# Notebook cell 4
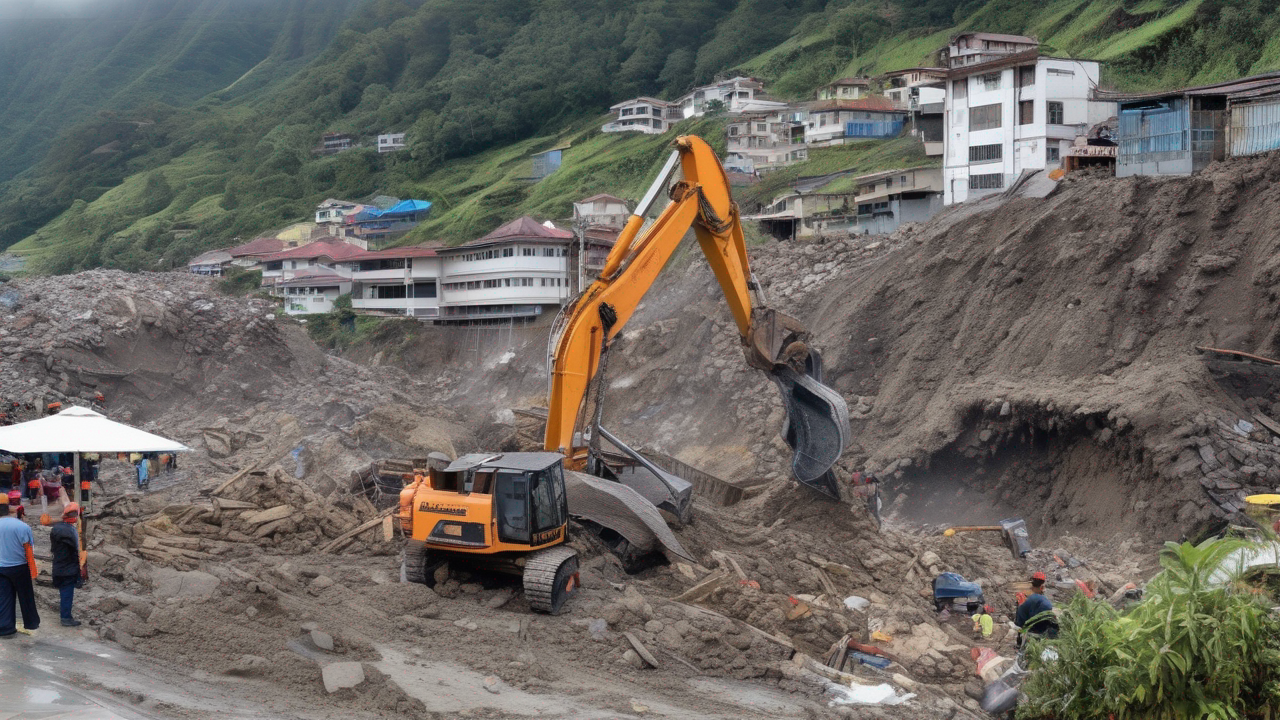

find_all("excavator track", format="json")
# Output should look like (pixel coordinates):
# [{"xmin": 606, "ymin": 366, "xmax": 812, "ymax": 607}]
[
  {"xmin": 523, "ymin": 545, "xmax": 579, "ymax": 615},
  {"xmin": 404, "ymin": 539, "xmax": 446, "ymax": 587}
]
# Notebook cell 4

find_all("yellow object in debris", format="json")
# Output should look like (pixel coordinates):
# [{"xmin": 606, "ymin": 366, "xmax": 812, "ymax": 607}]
[
  {"xmin": 1048, "ymin": 168, "xmax": 1066, "ymax": 180},
  {"xmin": 1246, "ymin": 494, "xmax": 1280, "ymax": 506},
  {"xmin": 871, "ymin": 631, "xmax": 893, "ymax": 643}
]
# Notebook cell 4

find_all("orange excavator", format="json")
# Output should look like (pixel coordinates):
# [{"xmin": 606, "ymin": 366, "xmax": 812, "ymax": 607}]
[{"xmin": 400, "ymin": 135, "xmax": 848, "ymax": 613}]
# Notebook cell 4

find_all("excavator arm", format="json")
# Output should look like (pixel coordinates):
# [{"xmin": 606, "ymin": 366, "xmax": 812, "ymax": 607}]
[{"xmin": 544, "ymin": 135, "xmax": 849, "ymax": 499}]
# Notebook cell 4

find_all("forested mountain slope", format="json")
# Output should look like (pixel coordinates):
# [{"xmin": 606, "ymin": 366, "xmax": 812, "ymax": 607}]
[{"xmin": 3, "ymin": 0, "xmax": 1279, "ymax": 273}]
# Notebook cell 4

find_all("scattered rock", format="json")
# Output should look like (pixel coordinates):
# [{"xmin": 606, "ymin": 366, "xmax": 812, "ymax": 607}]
[
  {"xmin": 310, "ymin": 629, "xmax": 334, "ymax": 652},
  {"xmin": 321, "ymin": 662, "xmax": 365, "ymax": 693}
]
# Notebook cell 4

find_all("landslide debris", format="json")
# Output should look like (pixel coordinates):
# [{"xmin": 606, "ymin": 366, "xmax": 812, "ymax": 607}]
[{"xmin": 598, "ymin": 157, "xmax": 1280, "ymax": 540}]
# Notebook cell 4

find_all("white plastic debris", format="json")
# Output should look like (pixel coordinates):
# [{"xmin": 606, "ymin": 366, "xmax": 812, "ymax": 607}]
[
  {"xmin": 829, "ymin": 681, "xmax": 915, "ymax": 706},
  {"xmin": 843, "ymin": 596, "xmax": 870, "ymax": 612}
]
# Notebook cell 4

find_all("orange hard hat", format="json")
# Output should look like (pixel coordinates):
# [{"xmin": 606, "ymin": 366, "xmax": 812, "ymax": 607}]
[
  {"xmin": 62, "ymin": 502, "xmax": 80, "ymax": 518},
  {"xmin": 1031, "ymin": 571, "xmax": 1047, "ymax": 582},
  {"xmin": 0, "ymin": 493, "xmax": 8, "ymax": 505}
]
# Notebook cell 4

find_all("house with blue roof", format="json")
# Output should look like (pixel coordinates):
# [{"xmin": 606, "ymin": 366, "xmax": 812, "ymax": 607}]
[{"xmin": 343, "ymin": 198, "xmax": 433, "ymax": 245}]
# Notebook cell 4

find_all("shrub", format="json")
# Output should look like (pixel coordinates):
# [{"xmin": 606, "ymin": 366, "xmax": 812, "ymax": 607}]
[{"xmin": 1018, "ymin": 538, "xmax": 1280, "ymax": 720}]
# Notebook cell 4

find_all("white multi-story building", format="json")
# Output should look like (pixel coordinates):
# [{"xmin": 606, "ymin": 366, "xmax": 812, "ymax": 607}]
[
  {"xmin": 676, "ymin": 76, "xmax": 764, "ymax": 118},
  {"xmin": 938, "ymin": 32, "xmax": 1039, "ymax": 70},
  {"xmin": 278, "ymin": 269, "xmax": 351, "ymax": 315},
  {"xmin": 346, "ymin": 246, "xmax": 442, "ymax": 318},
  {"xmin": 315, "ymin": 199, "xmax": 364, "ymax": 226},
  {"xmin": 725, "ymin": 107, "xmax": 809, "ymax": 173},
  {"xmin": 377, "ymin": 133, "xmax": 407, "ymax": 153},
  {"xmin": 880, "ymin": 68, "xmax": 947, "ymax": 109},
  {"xmin": 942, "ymin": 50, "xmax": 1112, "ymax": 205},
  {"xmin": 573, "ymin": 194, "xmax": 629, "ymax": 227},
  {"xmin": 817, "ymin": 77, "xmax": 871, "ymax": 101},
  {"xmin": 435, "ymin": 216, "xmax": 573, "ymax": 324},
  {"xmin": 257, "ymin": 237, "xmax": 366, "ymax": 288},
  {"xmin": 603, "ymin": 98, "xmax": 682, "ymax": 134}
]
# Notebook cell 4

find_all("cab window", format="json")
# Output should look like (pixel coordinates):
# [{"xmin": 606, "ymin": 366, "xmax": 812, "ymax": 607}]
[
  {"xmin": 495, "ymin": 471, "xmax": 530, "ymax": 543},
  {"xmin": 531, "ymin": 470, "xmax": 559, "ymax": 532}
]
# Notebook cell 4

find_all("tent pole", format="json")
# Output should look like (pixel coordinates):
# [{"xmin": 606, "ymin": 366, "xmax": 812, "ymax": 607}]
[{"xmin": 74, "ymin": 452, "xmax": 85, "ymax": 575}]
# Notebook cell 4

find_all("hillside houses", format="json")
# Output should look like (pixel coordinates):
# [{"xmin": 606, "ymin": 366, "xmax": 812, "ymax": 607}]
[
  {"xmin": 818, "ymin": 77, "xmax": 871, "ymax": 101},
  {"xmin": 604, "ymin": 98, "xmax": 682, "ymax": 135}
]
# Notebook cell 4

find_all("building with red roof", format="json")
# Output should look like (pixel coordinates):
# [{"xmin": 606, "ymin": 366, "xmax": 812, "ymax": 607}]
[
  {"xmin": 434, "ymin": 216, "xmax": 574, "ymax": 324},
  {"xmin": 343, "ymin": 244, "xmax": 444, "ymax": 318},
  {"xmin": 256, "ymin": 237, "xmax": 364, "ymax": 288}
]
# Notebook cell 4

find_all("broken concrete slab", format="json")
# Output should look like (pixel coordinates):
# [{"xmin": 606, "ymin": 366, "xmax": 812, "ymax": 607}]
[
  {"xmin": 151, "ymin": 568, "xmax": 221, "ymax": 599},
  {"xmin": 321, "ymin": 662, "xmax": 365, "ymax": 693}
]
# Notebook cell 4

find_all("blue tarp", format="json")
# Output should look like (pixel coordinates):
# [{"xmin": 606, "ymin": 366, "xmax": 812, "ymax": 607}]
[{"xmin": 353, "ymin": 199, "xmax": 432, "ymax": 223}]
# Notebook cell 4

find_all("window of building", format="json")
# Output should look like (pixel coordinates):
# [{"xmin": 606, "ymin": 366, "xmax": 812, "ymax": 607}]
[
  {"xmin": 952, "ymin": 79, "xmax": 967, "ymax": 100},
  {"xmin": 980, "ymin": 72, "xmax": 1001, "ymax": 91},
  {"xmin": 969, "ymin": 143, "xmax": 1003, "ymax": 163},
  {"xmin": 969, "ymin": 173, "xmax": 1004, "ymax": 190},
  {"xmin": 358, "ymin": 258, "xmax": 406, "ymax": 272},
  {"xmin": 412, "ymin": 282, "xmax": 437, "ymax": 298},
  {"xmin": 620, "ymin": 108, "xmax": 633, "ymax": 116},
  {"xmin": 1047, "ymin": 146, "xmax": 1061, "ymax": 162},
  {"xmin": 1019, "ymin": 100, "xmax": 1034, "ymax": 125},
  {"xmin": 756, "ymin": 123, "xmax": 767, "ymax": 132},
  {"xmin": 1019, "ymin": 66, "xmax": 1036, "ymax": 87},
  {"xmin": 522, "ymin": 247, "xmax": 535, "ymax": 257},
  {"xmin": 1047, "ymin": 69, "xmax": 1075, "ymax": 77},
  {"xmin": 970, "ymin": 104, "xmax": 1002, "ymax": 131},
  {"xmin": 542, "ymin": 248, "xmax": 556, "ymax": 257},
  {"xmin": 729, "ymin": 126, "xmax": 739, "ymax": 136},
  {"xmin": 653, "ymin": 121, "xmax": 662, "ymax": 130},
  {"xmin": 502, "ymin": 247, "xmax": 514, "ymax": 257},
  {"xmin": 374, "ymin": 284, "xmax": 407, "ymax": 299},
  {"xmin": 1047, "ymin": 101, "xmax": 1064, "ymax": 125},
  {"xmin": 900, "ymin": 175, "xmax": 907, "ymax": 185},
  {"xmin": 522, "ymin": 278, "xmax": 533, "ymax": 287}
]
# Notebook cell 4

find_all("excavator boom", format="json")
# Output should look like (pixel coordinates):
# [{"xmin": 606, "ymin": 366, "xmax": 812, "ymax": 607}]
[{"xmin": 544, "ymin": 135, "xmax": 849, "ymax": 499}]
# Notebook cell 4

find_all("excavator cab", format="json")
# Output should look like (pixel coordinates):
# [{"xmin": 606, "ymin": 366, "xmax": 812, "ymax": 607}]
[{"xmin": 402, "ymin": 453, "xmax": 580, "ymax": 614}]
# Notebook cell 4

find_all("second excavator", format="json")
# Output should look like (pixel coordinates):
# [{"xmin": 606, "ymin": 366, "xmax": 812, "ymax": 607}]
[{"xmin": 400, "ymin": 135, "xmax": 848, "ymax": 613}]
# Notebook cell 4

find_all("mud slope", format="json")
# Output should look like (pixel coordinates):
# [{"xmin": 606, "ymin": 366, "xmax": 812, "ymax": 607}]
[{"xmin": 597, "ymin": 157, "xmax": 1280, "ymax": 540}]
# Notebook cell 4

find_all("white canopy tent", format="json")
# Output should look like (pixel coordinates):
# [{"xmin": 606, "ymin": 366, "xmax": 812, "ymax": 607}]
[
  {"xmin": 0, "ymin": 406, "xmax": 190, "ymax": 454},
  {"xmin": 0, "ymin": 406, "xmax": 189, "ymax": 518}
]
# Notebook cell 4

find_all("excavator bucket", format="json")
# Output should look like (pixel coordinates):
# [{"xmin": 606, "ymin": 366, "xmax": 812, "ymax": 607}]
[{"xmin": 745, "ymin": 308, "xmax": 850, "ymax": 500}]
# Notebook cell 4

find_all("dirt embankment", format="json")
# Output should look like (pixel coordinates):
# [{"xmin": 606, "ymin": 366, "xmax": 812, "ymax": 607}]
[{"xmin": 574, "ymin": 158, "xmax": 1280, "ymax": 542}]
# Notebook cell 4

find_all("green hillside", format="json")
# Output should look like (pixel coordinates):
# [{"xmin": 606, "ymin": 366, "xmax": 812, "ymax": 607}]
[{"xmin": 4, "ymin": 0, "xmax": 1280, "ymax": 274}]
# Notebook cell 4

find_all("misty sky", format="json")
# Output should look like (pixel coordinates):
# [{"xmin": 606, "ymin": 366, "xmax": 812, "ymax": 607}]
[{"xmin": 0, "ymin": 0, "xmax": 117, "ymax": 20}]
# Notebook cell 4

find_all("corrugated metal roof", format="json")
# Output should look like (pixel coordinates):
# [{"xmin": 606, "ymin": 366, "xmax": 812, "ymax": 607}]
[{"xmin": 1098, "ymin": 70, "xmax": 1280, "ymax": 103}]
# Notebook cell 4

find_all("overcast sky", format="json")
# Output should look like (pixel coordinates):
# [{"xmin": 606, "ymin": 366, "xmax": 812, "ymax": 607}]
[{"xmin": 0, "ymin": 0, "xmax": 117, "ymax": 20}]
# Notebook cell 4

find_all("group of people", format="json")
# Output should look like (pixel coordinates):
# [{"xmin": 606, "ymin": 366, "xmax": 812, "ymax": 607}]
[
  {"xmin": 968, "ymin": 572, "xmax": 1058, "ymax": 646},
  {"xmin": 0, "ymin": 495, "xmax": 82, "ymax": 636}
]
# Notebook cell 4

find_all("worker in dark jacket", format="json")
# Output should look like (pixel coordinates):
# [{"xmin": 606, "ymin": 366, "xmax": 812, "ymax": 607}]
[
  {"xmin": 1014, "ymin": 572, "xmax": 1057, "ymax": 643},
  {"xmin": 49, "ymin": 503, "xmax": 82, "ymax": 627}
]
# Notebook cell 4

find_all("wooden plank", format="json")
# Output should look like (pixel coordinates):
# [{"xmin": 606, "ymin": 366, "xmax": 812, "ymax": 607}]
[
  {"xmin": 1196, "ymin": 345, "xmax": 1280, "ymax": 366},
  {"xmin": 381, "ymin": 516, "xmax": 394, "ymax": 542},
  {"xmin": 211, "ymin": 465, "xmax": 258, "ymax": 497},
  {"xmin": 670, "ymin": 570, "xmax": 732, "ymax": 603},
  {"xmin": 319, "ymin": 509, "xmax": 396, "ymax": 554},
  {"xmin": 1254, "ymin": 411, "xmax": 1280, "ymax": 437},
  {"xmin": 623, "ymin": 631, "xmax": 660, "ymax": 669}
]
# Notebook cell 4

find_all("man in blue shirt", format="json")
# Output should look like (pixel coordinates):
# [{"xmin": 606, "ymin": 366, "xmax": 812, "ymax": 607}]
[
  {"xmin": 0, "ymin": 494, "xmax": 39, "ymax": 636},
  {"xmin": 1014, "ymin": 572, "xmax": 1056, "ymax": 642}
]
